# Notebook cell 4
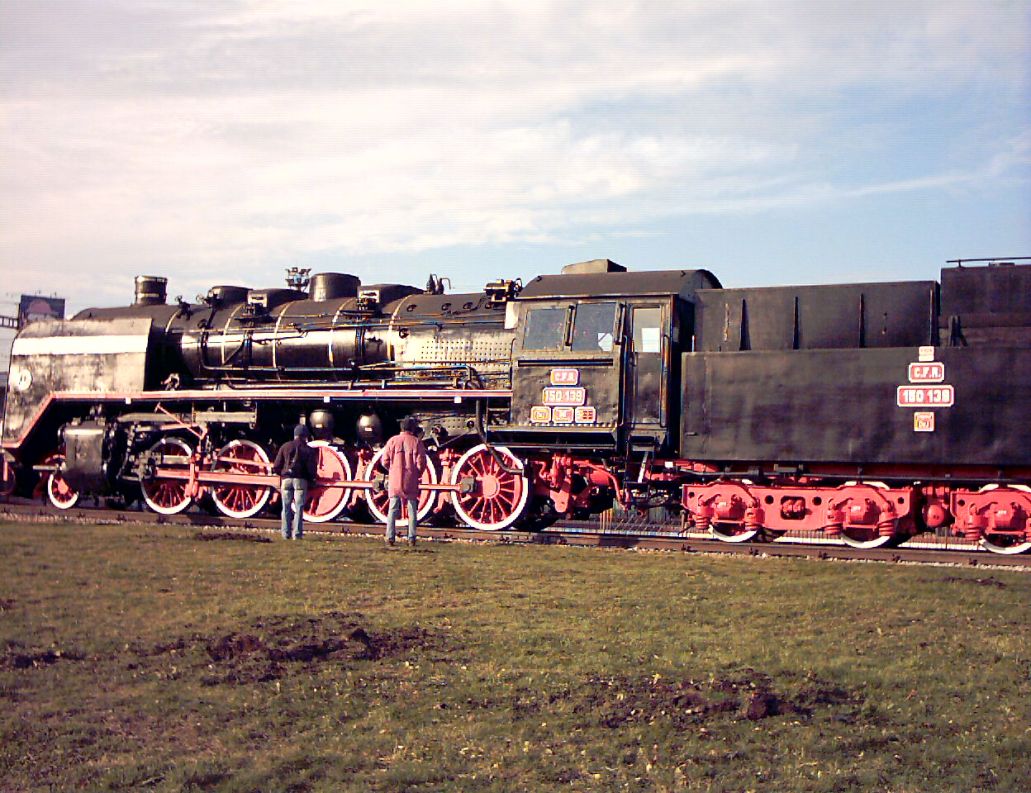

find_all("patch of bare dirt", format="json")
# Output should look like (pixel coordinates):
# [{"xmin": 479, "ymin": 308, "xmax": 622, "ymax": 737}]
[
  {"xmin": 125, "ymin": 611, "xmax": 445, "ymax": 686},
  {"xmin": 192, "ymin": 531, "xmax": 272, "ymax": 543},
  {"xmin": 3, "ymin": 643, "xmax": 85, "ymax": 670},
  {"xmin": 577, "ymin": 670, "xmax": 862, "ymax": 729},
  {"xmin": 201, "ymin": 613, "xmax": 440, "ymax": 685}
]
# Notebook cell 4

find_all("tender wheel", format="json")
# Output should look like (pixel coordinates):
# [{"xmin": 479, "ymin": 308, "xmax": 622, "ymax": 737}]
[
  {"xmin": 980, "ymin": 535, "xmax": 1031, "ymax": 555},
  {"xmin": 978, "ymin": 485, "xmax": 1031, "ymax": 555},
  {"xmin": 450, "ymin": 444, "xmax": 530, "ymax": 531},
  {"xmin": 710, "ymin": 524, "xmax": 760, "ymax": 543},
  {"xmin": 839, "ymin": 525, "xmax": 902, "ymax": 549},
  {"xmin": 45, "ymin": 455, "xmax": 79, "ymax": 510},
  {"xmin": 838, "ymin": 483, "xmax": 902, "ymax": 549},
  {"xmin": 210, "ymin": 439, "xmax": 273, "ymax": 519},
  {"xmin": 141, "ymin": 438, "xmax": 194, "ymax": 515},
  {"xmin": 304, "ymin": 441, "xmax": 354, "ymax": 524},
  {"xmin": 364, "ymin": 446, "xmax": 439, "ymax": 524},
  {"xmin": 698, "ymin": 481, "xmax": 761, "ymax": 543}
]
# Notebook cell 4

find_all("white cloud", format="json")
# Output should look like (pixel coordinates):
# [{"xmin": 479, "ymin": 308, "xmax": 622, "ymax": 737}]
[{"xmin": 0, "ymin": 0, "xmax": 1027, "ymax": 308}]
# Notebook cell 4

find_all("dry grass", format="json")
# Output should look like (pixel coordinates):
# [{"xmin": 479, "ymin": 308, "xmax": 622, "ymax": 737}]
[{"xmin": 0, "ymin": 520, "xmax": 1029, "ymax": 792}]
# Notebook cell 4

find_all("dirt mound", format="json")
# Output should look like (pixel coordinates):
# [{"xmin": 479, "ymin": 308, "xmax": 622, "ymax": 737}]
[
  {"xmin": 3, "ymin": 645, "xmax": 85, "ymax": 670},
  {"xmin": 578, "ymin": 670, "xmax": 861, "ymax": 729},
  {"xmin": 123, "ymin": 611, "xmax": 442, "ymax": 686},
  {"xmin": 200, "ymin": 613, "xmax": 437, "ymax": 685},
  {"xmin": 192, "ymin": 531, "xmax": 272, "ymax": 543}
]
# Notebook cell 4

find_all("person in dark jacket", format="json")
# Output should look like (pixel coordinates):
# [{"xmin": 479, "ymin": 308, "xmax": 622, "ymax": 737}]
[
  {"xmin": 272, "ymin": 424, "xmax": 319, "ymax": 540},
  {"xmin": 381, "ymin": 417, "xmax": 428, "ymax": 546}
]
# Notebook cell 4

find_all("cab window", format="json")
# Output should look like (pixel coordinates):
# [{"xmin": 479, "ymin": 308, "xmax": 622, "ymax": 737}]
[
  {"xmin": 571, "ymin": 302, "xmax": 617, "ymax": 352},
  {"xmin": 523, "ymin": 306, "xmax": 567, "ymax": 350},
  {"xmin": 633, "ymin": 306, "xmax": 662, "ymax": 353}
]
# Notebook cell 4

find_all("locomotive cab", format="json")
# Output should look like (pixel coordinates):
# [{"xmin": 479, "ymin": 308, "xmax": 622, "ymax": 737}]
[
  {"xmin": 508, "ymin": 296, "xmax": 623, "ymax": 447},
  {"xmin": 500, "ymin": 261, "xmax": 719, "ymax": 454}
]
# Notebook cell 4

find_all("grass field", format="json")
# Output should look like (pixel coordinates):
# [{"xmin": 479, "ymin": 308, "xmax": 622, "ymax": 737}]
[{"xmin": 0, "ymin": 520, "xmax": 1028, "ymax": 792}]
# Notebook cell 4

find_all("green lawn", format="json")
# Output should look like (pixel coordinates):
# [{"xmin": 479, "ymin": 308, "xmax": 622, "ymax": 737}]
[{"xmin": 0, "ymin": 521, "xmax": 1028, "ymax": 792}]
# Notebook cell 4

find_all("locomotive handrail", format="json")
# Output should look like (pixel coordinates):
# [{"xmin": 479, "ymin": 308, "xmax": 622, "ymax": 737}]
[{"xmin": 946, "ymin": 256, "xmax": 1030, "ymax": 265}]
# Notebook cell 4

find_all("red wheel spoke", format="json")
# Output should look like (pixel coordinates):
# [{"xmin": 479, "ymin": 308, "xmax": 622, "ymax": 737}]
[
  {"xmin": 141, "ymin": 438, "xmax": 194, "ymax": 515},
  {"xmin": 210, "ymin": 439, "xmax": 271, "ymax": 519},
  {"xmin": 362, "ymin": 446, "xmax": 436, "ymax": 525}
]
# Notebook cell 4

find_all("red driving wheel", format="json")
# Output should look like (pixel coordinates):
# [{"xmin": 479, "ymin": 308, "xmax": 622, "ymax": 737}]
[
  {"xmin": 450, "ymin": 444, "xmax": 530, "ymax": 530},
  {"xmin": 303, "ymin": 441, "xmax": 354, "ymax": 523},
  {"xmin": 210, "ymin": 439, "xmax": 273, "ymax": 519},
  {"xmin": 141, "ymin": 438, "xmax": 194, "ymax": 515},
  {"xmin": 363, "ymin": 446, "xmax": 438, "ymax": 524}
]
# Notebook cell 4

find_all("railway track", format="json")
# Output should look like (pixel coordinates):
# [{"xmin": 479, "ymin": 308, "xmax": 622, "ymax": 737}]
[{"xmin": 2, "ymin": 498, "xmax": 1029, "ymax": 569}]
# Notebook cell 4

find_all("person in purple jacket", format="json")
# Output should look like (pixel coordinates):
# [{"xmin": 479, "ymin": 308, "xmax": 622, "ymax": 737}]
[{"xmin": 381, "ymin": 417, "xmax": 429, "ymax": 546}]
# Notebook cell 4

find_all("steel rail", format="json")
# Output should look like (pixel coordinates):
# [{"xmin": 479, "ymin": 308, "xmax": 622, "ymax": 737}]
[{"xmin": 1, "ymin": 499, "xmax": 1029, "ymax": 569}]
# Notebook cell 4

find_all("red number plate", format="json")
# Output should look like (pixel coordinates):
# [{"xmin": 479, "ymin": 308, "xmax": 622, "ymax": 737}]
[
  {"xmin": 897, "ymin": 385, "xmax": 954, "ymax": 407},
  {"xmin": 542, "ymin": 387, "xmax": 586, "ymax": 406},
  {"xmin": 550, "ymin": 368, "xmax": 580, "ymax": 386},
  {"xmin": 552, "ymin": 406, "xmax": 575, "ymax": 423},
  {"xmin": 529, "ymin": 406, "xmax": 552, "ymax": 423},
  {"xmin": 907, "ymin": 362, "xmax": 945, "ymax": 383}
]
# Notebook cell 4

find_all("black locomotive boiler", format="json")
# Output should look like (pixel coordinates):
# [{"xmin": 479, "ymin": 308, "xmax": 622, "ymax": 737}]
[{"xmin": 2, "ymin": 257, "xmax": 1029, "ymax": 554}]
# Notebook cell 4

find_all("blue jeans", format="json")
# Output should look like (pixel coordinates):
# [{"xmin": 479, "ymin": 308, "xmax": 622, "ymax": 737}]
[
  {"xmin": 386, "ymin": 496, "xmax": 418, "ymax": 542},
  {"xmin": 280, "ymin": 478, "xmax": 308, "ymax": 539}
]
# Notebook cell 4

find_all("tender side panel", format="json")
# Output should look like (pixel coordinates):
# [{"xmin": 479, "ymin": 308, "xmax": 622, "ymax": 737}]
[
  {"xmin": 939, "ymin": 265, "xmax": 1031, "ymax": 347},
  {"xmin": 693, "ymin": 281, "xmax": 938, "ymax": 352},
  {"xmin": 2, "ymin": 318, "xmax": 151, "ymax": 447},
  {"xmin": 680, "ymin": 346, "xmax": 1031, "ymax": 468}
]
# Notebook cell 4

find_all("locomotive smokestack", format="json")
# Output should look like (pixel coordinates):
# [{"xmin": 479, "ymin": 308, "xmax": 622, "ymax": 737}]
[{"xmin": 134, "ymin": 276, "xmax": 168, "ymax": 306}]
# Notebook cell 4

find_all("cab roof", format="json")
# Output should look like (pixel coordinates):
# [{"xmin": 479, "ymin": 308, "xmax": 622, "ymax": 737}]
[{"xmin": 518, "ymin": 268, "xmax": 722, "ymax": 301}]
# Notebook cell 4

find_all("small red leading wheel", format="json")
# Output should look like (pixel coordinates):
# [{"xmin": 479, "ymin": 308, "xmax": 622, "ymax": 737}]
[
  {"xmin": 210, "ymin": 439, "xmax": 273, "ymax": 519},
  {"xmin": 450, "ymin": 444, "xmax": 530, "ymax": 531},
  {"xmin": 1, "ymin": 456, "xmax": 16, "ymax": 499},
  {"xmin": 44, "ymin": 454, "xmax": 79, "ymax": 510},
  {"xmin": 363, "ymin": 446, "xmax": 439, "ymax": 524},
  {"xmin": 141, "ymin": 437, "xmax": 194, "ymax": 515},
  {"xmin": 303, "ymin": 441, "xmax": 354, "ymax": 523}
]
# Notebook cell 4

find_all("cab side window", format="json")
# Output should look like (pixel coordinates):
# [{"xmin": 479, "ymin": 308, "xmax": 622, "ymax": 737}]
[
  {"xmin": 523, "ymin": 307, "xmax": 567, "ymax": 350},
  {"xmin": 571, "ymin": 302, "xmax": 617, "ymax": 352},
  {"xmin": 633, "ymin": 306, "xmax": 662, "ymax": 353}
]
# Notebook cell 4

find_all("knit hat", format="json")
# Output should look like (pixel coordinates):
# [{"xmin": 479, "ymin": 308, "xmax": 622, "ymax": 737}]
[{"xmin": 293, "ymin": 424, "xmax": 309, "ymax": 439}]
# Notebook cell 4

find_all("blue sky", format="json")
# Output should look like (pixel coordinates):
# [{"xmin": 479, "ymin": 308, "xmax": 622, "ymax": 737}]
[{"xmin": 0, "ymin": 0, "xmax": 1027, "ymax": 333}]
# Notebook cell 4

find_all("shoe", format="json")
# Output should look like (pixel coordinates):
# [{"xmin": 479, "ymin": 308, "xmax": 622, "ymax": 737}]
[
  {"xmin": 386, "ymin": 538, "xmax": 395, "ymax": 547},
  {"xmin": 408, "ymin": 537, "xmax": 417, "ymax": 547}
]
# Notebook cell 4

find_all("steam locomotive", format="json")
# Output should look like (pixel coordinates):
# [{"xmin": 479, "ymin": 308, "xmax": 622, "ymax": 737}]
[{"xmin": 2, "ymin": 257, "xmax": 1029, "ymax": 554}]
